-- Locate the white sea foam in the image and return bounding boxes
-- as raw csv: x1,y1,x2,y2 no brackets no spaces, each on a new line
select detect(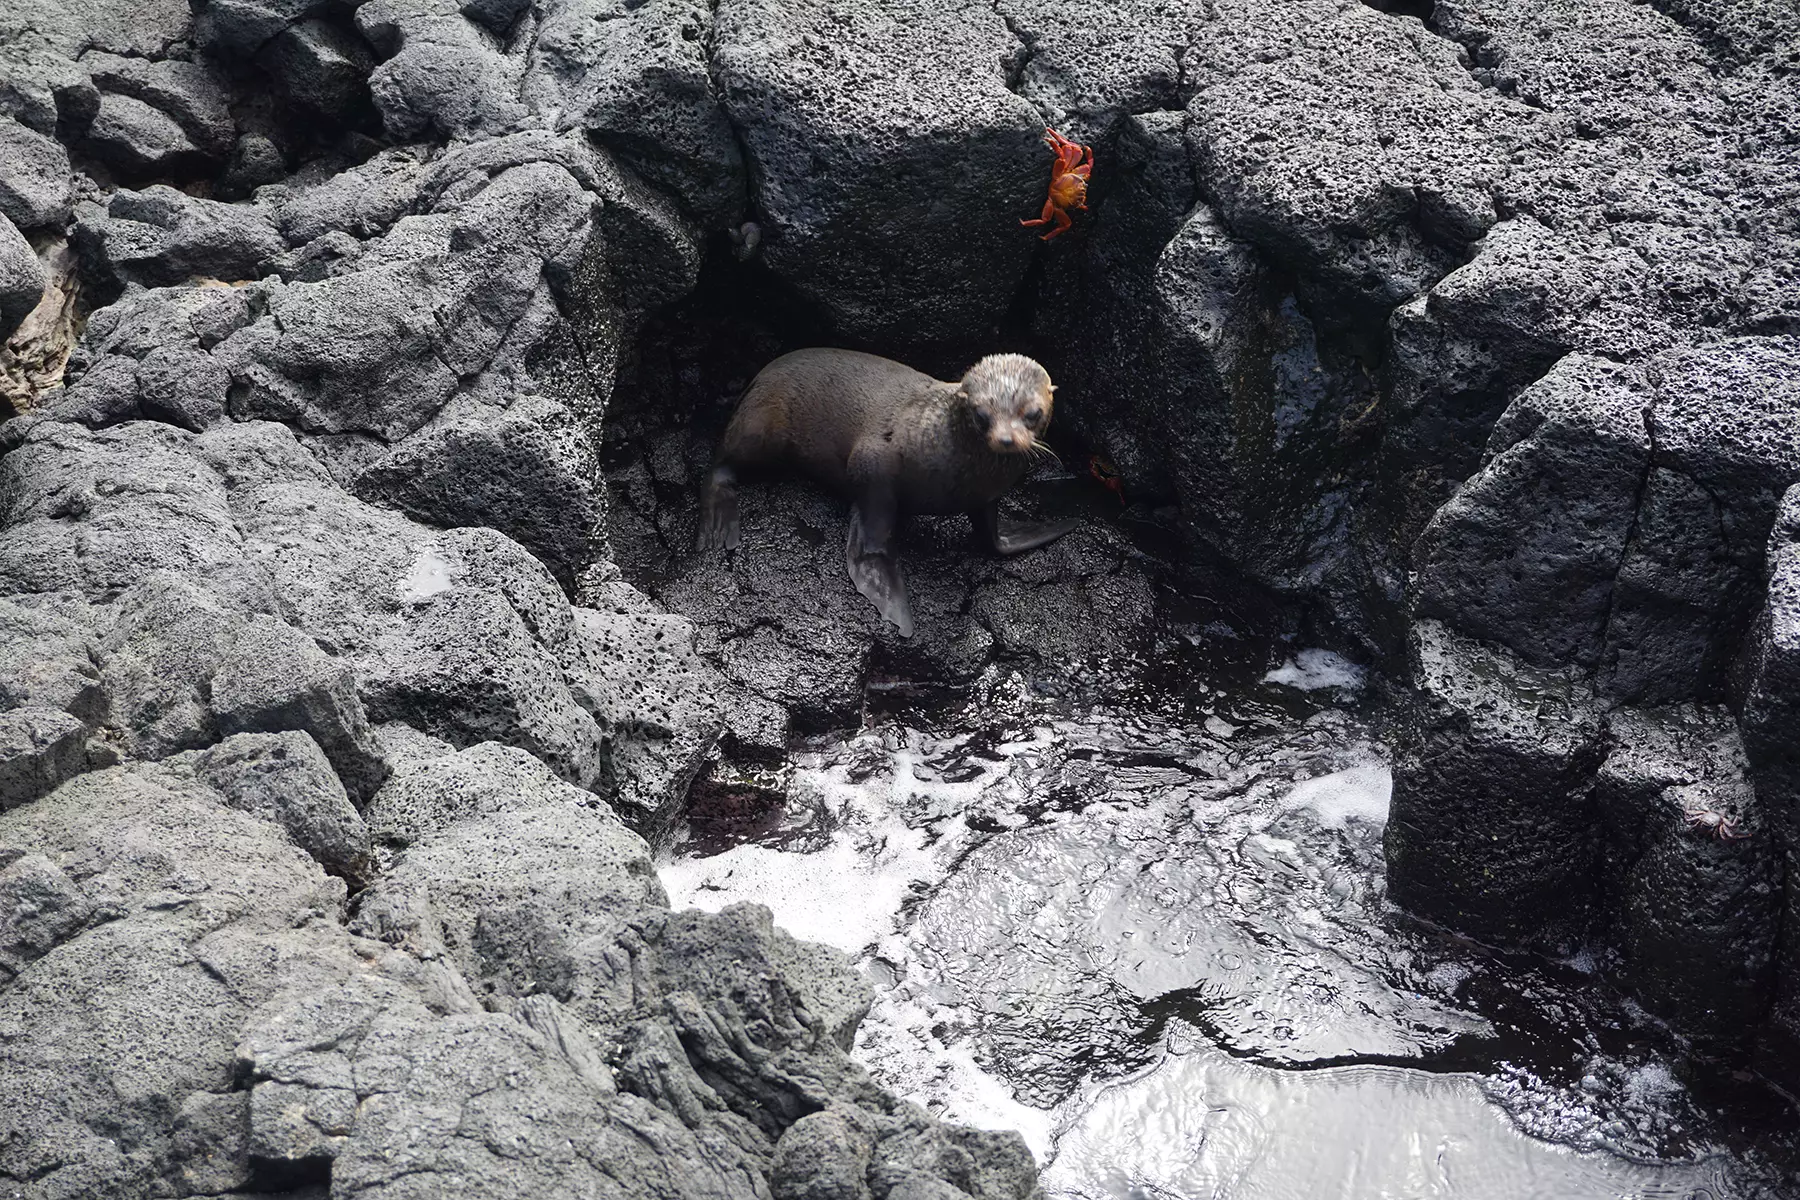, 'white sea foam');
1263,648,1367,692
1278,763,1392,829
